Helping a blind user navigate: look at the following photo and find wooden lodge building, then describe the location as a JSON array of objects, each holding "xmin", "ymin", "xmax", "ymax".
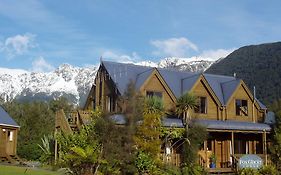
[
  {"xmin": 0, "ymin": 105, "xmax": 20, "ymax": 163},
  {"xmin": 56, "ymin": 61, "xmax": 274, "ymax": 173}
]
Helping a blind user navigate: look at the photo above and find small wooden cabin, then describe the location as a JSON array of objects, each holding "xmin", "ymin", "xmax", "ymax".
[
  {"xmin": 0, "ymin": 106, "xmax": 19, "ymax": 162},
  {"xmin": 82, "ymin": 61, "xmax": 272, "ymax": 173}
]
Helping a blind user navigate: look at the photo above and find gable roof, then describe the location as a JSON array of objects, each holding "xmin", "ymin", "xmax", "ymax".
[
  {"xmin": 100, "ymin": 61, "xmax": 266, "ymax": 109},
  {"xmin": 102, "ymin": 61, "xmax": 153, "ymax": 95},
  {"xmin": 203, "ymin": 73, "xmax": 238, "ymax": 105},
  {"xmin": 0, "ymin": 106, "xmax": 19, "ymax": 127},
  {"xmin": 135, "ymin": 68, "xmax": 155, "ymax": 90},
  {"xmin": 157, "ymin": 69, "xmax": 197, "ymax": 97},
  {"xmin": 221, "ymin": 79, "xmax": 241, "ymax": 105}
]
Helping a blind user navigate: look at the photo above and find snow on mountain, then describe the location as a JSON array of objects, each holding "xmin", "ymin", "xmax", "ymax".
[
  {"xmin": 0, "ymin": 57, "xmax": 215, "ymax": 106},
  {"xmin": 0, "ymin": 64, "xmax": 98, "ymax": 105}
]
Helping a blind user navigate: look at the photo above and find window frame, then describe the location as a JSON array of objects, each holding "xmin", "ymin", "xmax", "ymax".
[
  {"xmin": 235, "ymin": 99, "xmax": 248, "ymax": 116},
  {"xmin": 146, "ymin": 90, "xmax": 163, "ymax": 98},
  {"xmin": 195, "ymin": 96, "xmax": 207, "ymax": 114}
]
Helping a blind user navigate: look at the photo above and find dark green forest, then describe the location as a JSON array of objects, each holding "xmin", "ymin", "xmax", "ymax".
[
  {"xmin": 1, "ymin": 98, "xmax": 73, "ymax": 160},
  {"xmin": 206, "ymin": 42, "xmax": 281, "ymax": 105}
]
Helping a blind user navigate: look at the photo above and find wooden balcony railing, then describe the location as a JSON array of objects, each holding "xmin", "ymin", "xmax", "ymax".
[{"xmin": 160, "ymin": 153, "xmax": 181, "ymax": 167}]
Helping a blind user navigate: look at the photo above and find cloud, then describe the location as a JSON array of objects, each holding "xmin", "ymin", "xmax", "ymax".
[
  {"xmin": 151, "ymin": 37, "xmax": 198, "ymax": 57},
  {"xmin": 0, "ymin": 33, "xmax": 36, "ymax": 59},
  {"xmin": 101, "ymin": 50, "xmax": 141, "ymax": 63},
  {"xmin": 31, "ymin": 56, "xmax": 54, "ymax": 72},
  {"xmin": 199, "ymin": 48, "xmax": 236, "ymax": 60}
]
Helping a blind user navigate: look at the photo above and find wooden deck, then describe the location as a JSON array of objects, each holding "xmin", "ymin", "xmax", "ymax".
[{"xmin": 207, "ymin": 168, "xmax": 234, "ymax": 174}]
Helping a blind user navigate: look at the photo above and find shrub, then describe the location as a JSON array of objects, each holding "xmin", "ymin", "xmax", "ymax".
[
  {"xmin": 181, "ymin": 163, "xmax": 207, "ymax": 175},
  {"xmin": 237, "ymin": 168, "xmax": 259, "ymax": 175},
  {"xmin": 17, "ymin": 143, "xmax": 42, "ymax": 160},
  {"xmin": 135, "ymin": 151, "xmax": 157, "ymax": 174},
  {"xmin": 259, "ymin": 165, "xmax": 278, "ymax": 175}
]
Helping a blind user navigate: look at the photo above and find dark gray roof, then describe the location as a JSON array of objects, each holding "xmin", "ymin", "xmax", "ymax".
[
  {"xmin": 101, "ymin": 61, "xmax": 266, "ymax": 109},
  {"xmin": 162, "ymin": 117, "xmax": 271, "ymax": 132},
  {"xmin": 135, "ymin": 68, "xmax": 154, "ymax": 90},
  {"xmin": 158, "ymin": 69, "xmax": 197, "ymax": 97},
  {"xmin": 109, "ymin": 114, "xmax": 126, "ymax": 125},
  {"xmin": 162, "ymin": 117, "xmax": 184, "ymax": 128},
  {"xmin": 256, "ymin": 99, "xmax": 267, "ymax": 109},
  {"xmin": 102, "ymin": 61, "xmax": 153, "ymax": 95},
  {"xmin": 182, "ymin": 74, "xmax": 201, "ymax": 94},
  {"xmin": 0, "ymin": 106, "xmax": 19, "ymax": 127},
  {"xmin": 194, "ymin": 119, "xmax": 271, "ymax": 132},
  {"xmin": 109, "ymin": 114, "xmax": 271, "ymax": 132},
  {"xmin": 264, "ymin": 111, "xmax": 275, "ymax": 125},
  {"xmin": 221, "ymin": 79, "xmax": 241, "ymax": 105},
  {"xmin": 203, "ymin": 73, "xmax": 237, "ymax": 105}
]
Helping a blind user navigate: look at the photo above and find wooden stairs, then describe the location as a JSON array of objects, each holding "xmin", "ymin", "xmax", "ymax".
[
  {"xmin": 56, "ymin": 109, "xmax": 92, "ymax": 134},
  {"xmin": 207, "ymin": 168, "xmax": 235, "ymax": 175}
]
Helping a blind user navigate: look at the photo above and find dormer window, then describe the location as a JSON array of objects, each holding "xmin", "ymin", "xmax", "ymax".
[
  {"xmin": 195, "ymin": 97, "xmax": 207, "ymax": 114},
  {"xmin": 236, "ymin": 99, "xmax": 248, "ymax": 116},
  {"xmin": 146, "ymin": 91, "xmax": 163, "ymax": 98}
]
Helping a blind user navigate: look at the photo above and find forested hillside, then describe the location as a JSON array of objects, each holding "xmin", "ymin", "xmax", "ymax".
[
  {"xmin": 206, "ymin": 42, "xmax": 281, "ymax": 105},
  {"xmin": 1, "ymin": 98, "xmax": 73, "ymax": 160}
]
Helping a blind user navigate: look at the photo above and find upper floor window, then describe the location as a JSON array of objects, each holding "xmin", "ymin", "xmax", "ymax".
[
  {"xmin": 236, "ymin": 99, "xmax": 248, "ymax": 116},
  {"xmin": 146, "ymin": 91, "xmax": 163, "ymax": 98},
  {"xmin": 195, "ymin": 97, "xmax": 207, "ymax": 114}
]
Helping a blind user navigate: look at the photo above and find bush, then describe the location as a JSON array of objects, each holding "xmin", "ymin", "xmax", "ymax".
[
  {"xmin": 237, "ymin": 168, "xmax": 259, "ymax": 175},
  {"xmin": 181, "ymin": 163, "xmax": 207, "ymax": 175},
  {"xmin": 135, "ymin": 151, "xmax": 157, "ymax": 174},
  {"xmin": 17, "ymin": 143, "xmax": 42, "ymax": 160},
  {"xmin": 259, "ymin": 165, "xmax": 278, "ymax": 175}
]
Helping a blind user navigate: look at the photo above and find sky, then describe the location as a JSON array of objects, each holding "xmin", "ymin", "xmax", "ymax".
[{"xmin": 0, "ymin": 0, "xmax": 281, "ymax": 72}]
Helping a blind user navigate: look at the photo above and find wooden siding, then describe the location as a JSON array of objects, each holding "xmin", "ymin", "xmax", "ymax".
[
  {"xmin": 140, "ymin": 73, "xmax": 175, "ymax": 110},
  {"xmin": 86, "ymin": 67, "xmax": 120, "ymax": 112},
  {"xmin": 226, "ymin": 84, "xmax": 256, "ymax": 122},
  {"xmin": 191, "ymin": 79, "xmax": 220, "ymax": 120},
  {"xmin": 0, "ymin": 126, "xmax": 18, "ymax": 156}
]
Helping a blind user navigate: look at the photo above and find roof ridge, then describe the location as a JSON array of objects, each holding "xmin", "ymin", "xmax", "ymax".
[
  {"xmin": 136, "ymin": 67, "xmax": 155, "ymax": 76},
  {"xmin": 220, "ymin": 80, "xmax": 226, "ymax": 105},
  {"xmin": 158, "ymin": 67, "xmax": 196, "ymax": 74},
  {"xmin": 203, "ymin": 73, "xmax": 236, "ymax": 79},
  {"xmin": 220, "ymin": 78, "xmax": 240, "ymax": 85},
  {"xmin": 181, "ymin": 73, "xmax": 200, "ymax": 81},
  {"xmin": 102, "ymin": 60, "xmax": 156, "ymax": 69}
]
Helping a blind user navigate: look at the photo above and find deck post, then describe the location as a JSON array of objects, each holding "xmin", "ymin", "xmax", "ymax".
[
  {"xmin": 231, "ymin": 132, "xmax": 234, "ymax": 155},
  {"xmin": 231, "ymin": 132, "xmax": 235, "ymax": 168},
  {"xmin": 204, "ymin": 140, "xmax": 207, "ymax": 168},
  {"xmin": 263, "ymin": 131, "xmax": 267, "ymax": 165}
]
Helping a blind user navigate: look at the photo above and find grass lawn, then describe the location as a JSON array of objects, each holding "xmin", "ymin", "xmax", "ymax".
[{"xmin": 0, "ymin": 164, "xmax": 62, "ymax": 175}]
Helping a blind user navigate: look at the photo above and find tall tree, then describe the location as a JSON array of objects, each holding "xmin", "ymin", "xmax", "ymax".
[{"xmin": 134, "ymin": 96, "xmax": 164, "ymax": 174}]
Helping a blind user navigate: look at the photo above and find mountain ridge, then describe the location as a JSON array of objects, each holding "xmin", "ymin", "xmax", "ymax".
[{"xmin": 206, "ymin": 41, "xmax": 281, "ymax": 104}]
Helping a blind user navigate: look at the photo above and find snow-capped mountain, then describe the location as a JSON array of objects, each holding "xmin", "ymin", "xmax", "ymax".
[
  {"xmin": 0, "ymin": 64, "xmax": 98, "ymax": 105},
  {"xmin": 0, "ymin": 57, "xmax": 215, "ymax": 106}
]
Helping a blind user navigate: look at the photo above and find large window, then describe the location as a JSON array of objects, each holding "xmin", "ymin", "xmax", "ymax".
[
  {"xmin": 235, "ymin": 99, "xmax": 248, "ymax": 116},
  {"xmin": 146, "ymin": 91, "xmax": 163, "ymax": 98},
  {"xmin": 195, "ymin": 97, "xmax": 207, "ymax": 114}
]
